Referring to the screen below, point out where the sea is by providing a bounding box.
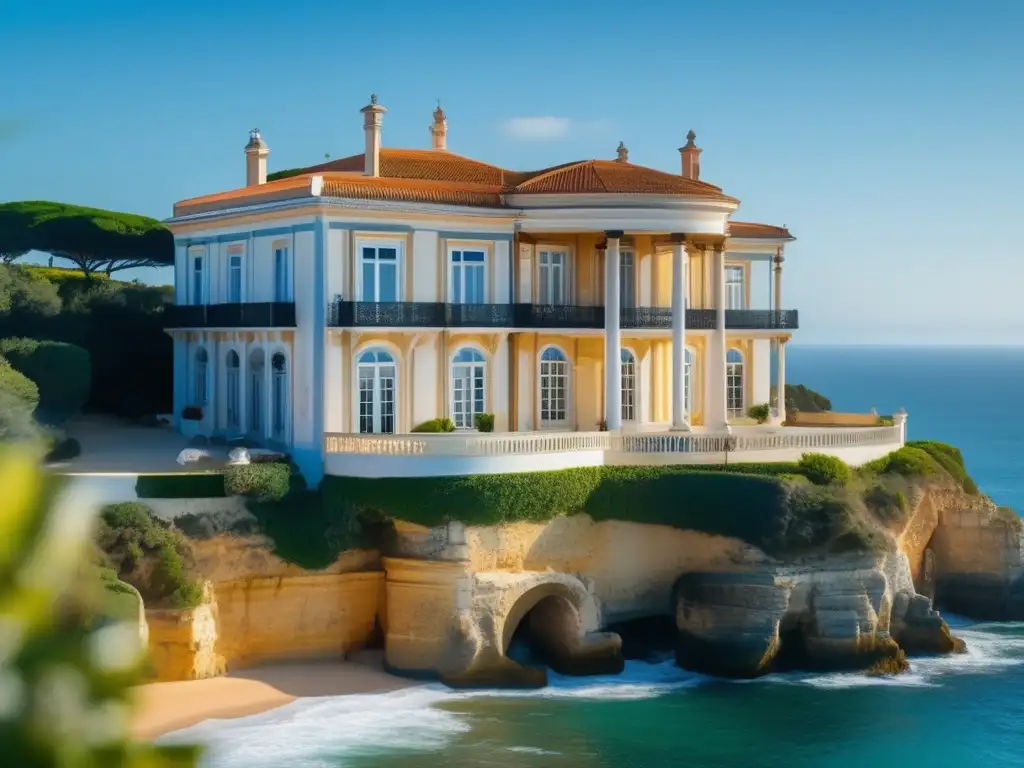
[166,346,1024,767]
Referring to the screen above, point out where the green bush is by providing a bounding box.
[0,357,39,410]
[747,403,771,424]
[95,502,203,609]
[411,417,456,433]
[223,463,291,501]
[321,465,876,558]
[798,453,853,485]
[906,440,979,495]
[0,337,91,423]
[135,473,226,499]
[873,446,941,478]
[475,412,495,433]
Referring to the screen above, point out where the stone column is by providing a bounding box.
[263,332,273,443]
[238,337,249,435]
[604,231,623,430]
[773,249,784,313]
[706,243,729,432]
[670,234,690,431]
[774,338,787,425]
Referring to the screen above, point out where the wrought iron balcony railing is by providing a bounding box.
[324,301,798,331]
[165,302,297,329]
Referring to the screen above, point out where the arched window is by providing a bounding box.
[357,348,396,434]
[539,347,569,424]
[248,348,265,435]
[621,348,636,422]
[225,350,240,430]
[684,348,694,416]
[726,349,745,418]
[194,348,209,406]
[451,347,486,429]
[272,352,288,442]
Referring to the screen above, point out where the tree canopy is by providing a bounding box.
[0,200,173,276]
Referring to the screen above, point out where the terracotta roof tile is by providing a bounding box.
[304,149,508,186]
[319,174,502,207]
[173,176,312,217]
[507,160,733,199]
[728,221,793,239]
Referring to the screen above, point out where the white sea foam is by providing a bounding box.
[507,746,561,755]
[169,622,1024,766]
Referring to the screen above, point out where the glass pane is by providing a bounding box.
[363,247,377,261]
[362,262,375,301]
[379,263,397,302]
[539,266,550,304]
[378,248,397,261]
[380,374,395,434]
[470,265,484,303]
[552,264,562,304]
[452,264,463,304]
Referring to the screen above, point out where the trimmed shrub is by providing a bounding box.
[411,417,456,433]
[747,403,771,424]
[876,446,941,478]
[475,413,495,433]
[0,337,90,423]
[798,453,853,486]
[135,473,226,499]
[0,358,39,410]
[44,437,80,462]
[95,502,202,609]
[223,463,291,501]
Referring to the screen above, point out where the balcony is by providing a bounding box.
[165,302,296,329]
[328,301,515,328]
[325,302,798,331]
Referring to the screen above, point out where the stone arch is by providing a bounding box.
[500,579,595,655]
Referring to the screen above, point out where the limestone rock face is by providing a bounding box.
[674,552,958,678]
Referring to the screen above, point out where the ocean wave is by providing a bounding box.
[170,623,1024,765]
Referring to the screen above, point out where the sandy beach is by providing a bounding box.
[130,650,414,740]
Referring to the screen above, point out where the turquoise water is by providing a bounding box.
[170,346,1024,767]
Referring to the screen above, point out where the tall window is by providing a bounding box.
[191,253,205,304]
[357,348,396,434]
[450,249,486,304]
[228,253,243,303]
[272,352,288,442]
[539,346,568,424]
[619,250,635,309]
[359,243,400,302]
[725,266,745,309]
[538,250,566,304]
[726,349,745,418]
[451,347,486,429]
[249,349,265,435]
[225,350,240,430]
[621,348,636,422]
[274,247,289,302]
[194,348,208,406]
[684,348,694,415]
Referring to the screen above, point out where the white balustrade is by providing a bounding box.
[324,425,902,457]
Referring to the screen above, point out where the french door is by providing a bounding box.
[357,351,396,434]
[360,245,400,302]
[619,250,635,308]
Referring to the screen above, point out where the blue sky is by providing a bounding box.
[2,0,1022,344]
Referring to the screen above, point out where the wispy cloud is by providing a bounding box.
[502,116,573,141]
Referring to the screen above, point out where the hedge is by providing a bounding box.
[906,440,979,495]
[0,358,39,410]
[223,463,291,501]
[0,337,90,423]
[321,464,883,558]
[135,473,226,499]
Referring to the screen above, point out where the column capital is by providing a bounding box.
[595,240,607,251]
[669,232,688,244]
[604,230,625,240]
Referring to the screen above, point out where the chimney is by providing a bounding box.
[360,94,386,176]
[615,141,629,162]
[679,130,701,180]
[430,102,448,150]
[244,128,270,186]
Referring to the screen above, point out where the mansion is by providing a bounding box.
[166,97,901,482]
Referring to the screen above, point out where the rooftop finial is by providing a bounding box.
[250,128,260,140]
[685,130,697,148]
[433,100,446,122]
[616,141,629,162]
[370,93,379,106]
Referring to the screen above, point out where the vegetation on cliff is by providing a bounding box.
[309,441,988,562]
[94,502,203,609]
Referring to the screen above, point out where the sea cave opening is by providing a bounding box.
[504,594,579,669]
[605,615,678,661]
